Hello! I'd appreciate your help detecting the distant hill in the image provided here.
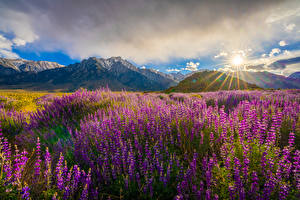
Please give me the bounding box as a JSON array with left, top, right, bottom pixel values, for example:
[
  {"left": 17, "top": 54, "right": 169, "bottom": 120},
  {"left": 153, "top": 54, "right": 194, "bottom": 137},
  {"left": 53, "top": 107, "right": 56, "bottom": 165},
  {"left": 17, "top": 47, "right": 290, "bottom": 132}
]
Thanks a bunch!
[
  {"left": 165, "top": 70, "right": 260, "bottom": 93},
  {"left": 232, "top": 71, "right": 300, "bottom": 89},
  {"left": 0, "top": 57, "right": 177, "bottom": 91}
]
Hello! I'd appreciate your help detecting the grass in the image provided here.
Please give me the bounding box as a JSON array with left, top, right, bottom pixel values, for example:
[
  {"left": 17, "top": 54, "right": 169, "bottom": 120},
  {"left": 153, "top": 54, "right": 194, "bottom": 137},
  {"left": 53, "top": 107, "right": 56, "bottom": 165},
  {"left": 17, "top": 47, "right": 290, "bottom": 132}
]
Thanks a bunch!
[{"left": 0, "top": 90, "right": 67, "bottom": 112}]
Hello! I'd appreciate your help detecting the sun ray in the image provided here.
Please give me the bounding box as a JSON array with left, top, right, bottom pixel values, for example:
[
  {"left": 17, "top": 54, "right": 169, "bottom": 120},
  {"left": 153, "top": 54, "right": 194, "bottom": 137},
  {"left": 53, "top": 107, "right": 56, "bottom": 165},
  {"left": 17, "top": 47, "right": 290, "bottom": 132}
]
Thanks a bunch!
[
  {"left": 228, "top": 72, "right": 235, "bottom": 90},
  {"left": 236, "top": 70, "right": 240, "bottom": 90},
  {"left": 238, "top": 71, "right": 248, "bottom": 90},
  {"left": 204, "top": 72, "right": 225, "bottom": 91},
  {"left": 219, "top": 72, "right": 231, "bottom": 90}
]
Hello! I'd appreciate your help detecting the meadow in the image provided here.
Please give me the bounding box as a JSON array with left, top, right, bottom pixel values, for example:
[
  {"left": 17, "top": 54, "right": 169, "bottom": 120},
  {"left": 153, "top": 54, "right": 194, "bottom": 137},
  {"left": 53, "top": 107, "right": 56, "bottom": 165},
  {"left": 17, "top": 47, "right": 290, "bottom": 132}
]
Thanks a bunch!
[{"left": 0, "top": 89, "right": 299, "bottom": 199}]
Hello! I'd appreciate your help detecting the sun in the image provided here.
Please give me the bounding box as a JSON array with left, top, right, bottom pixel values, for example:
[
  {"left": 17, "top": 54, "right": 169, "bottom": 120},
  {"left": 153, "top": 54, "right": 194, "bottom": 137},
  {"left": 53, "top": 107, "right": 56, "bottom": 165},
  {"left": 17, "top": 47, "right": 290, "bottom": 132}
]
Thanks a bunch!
[{"left": 231, "top": 54, "right": 244, "bottom": 66}]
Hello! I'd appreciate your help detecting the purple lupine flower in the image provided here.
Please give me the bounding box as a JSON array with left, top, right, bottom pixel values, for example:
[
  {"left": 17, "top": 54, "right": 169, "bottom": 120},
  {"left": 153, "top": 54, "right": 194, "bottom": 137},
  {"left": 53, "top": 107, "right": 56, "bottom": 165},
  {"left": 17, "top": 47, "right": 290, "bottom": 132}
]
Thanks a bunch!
[
  {"left": 293, "top": 150, "right": 300, "bottom": 191},
  {"left": 206, "top": 189, "right": 211, "bottom": 200},
  {"left": 52, "top": 192, "right": 58, "bottom": 200},
  {"left": 56, "top": 153, "right": 64, "bottom": 190},
  {"left": 174, "top": 195, "right": 183, "bottom": 200},
  {"left": 71, "top": 165, "right": 81, "bottom": 193},
  {"left": 288, "top": 132, "right": 295, "bottom": 147},
  {"left": 44, "top": 147, "right": 52, "bottom": 187},
  {"left": 34, "top": 137, "right": 42, "bottom": 177},
  {"left": 214, "top": 194, "right": 219, "bottom": 200},
  {"left": 21, "top": 184, "right": 30, "bottom": 200},
  {"left": 233, "top": 157, "right": 241, "bottom": 191},
  {"left": 263, "top": 173, "right": 276, "bottom": 199},
  {"left": 210, "top": 132, "right": 214, "bottom": 146},
  {"left": 13, "top": 145, "right": 21, "bottom": 183},
  {"left": 279, "top": 183, "right": 289, "bottom": 200},
  {"left": 250, "top": 171, "right": 259, "bottom": 197},
  {"left": 3, "top": 138, "right": 12, "bottom": 182},
  {"left": 239, "top": 188, "right": 246, "bottom": 200},
  {"left": 261, "top": 151, "right": 267, "bottom": 176},
  {"left": 80, "top": 169, "right": 91, "bottom": 200}
]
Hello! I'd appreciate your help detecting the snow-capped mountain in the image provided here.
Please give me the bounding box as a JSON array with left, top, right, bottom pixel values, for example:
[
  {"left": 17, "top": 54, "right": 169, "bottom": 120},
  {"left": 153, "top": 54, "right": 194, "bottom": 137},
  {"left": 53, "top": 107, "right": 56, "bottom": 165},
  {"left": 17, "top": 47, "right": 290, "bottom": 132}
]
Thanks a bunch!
[{"left": 0, "top": 58, "right": 64, "bottom": 74}]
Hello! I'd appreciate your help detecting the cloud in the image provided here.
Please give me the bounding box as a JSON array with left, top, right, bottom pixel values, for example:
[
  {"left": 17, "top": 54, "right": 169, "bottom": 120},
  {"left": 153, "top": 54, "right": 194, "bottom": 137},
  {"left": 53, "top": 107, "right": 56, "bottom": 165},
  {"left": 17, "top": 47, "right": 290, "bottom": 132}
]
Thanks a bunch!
[
  {"left": 214, "top": 51, "right": 228, "bottom": 58},
  {"left": 166, "top": 68, "right": 181, "bottom": 72},
  {"left": 0, "top": 34, "right": 19, "bottom": 58},
  {"left": 265, "top": 2, "right": 300, "bottom": 23},
  {"left": 279, "top": 40, "right": 287, "bottom": 46},
  {"left": 285, "top": 23, "right": 296, "bottom": 32},
  {"left": 0, "top": 0, "right": 299, "bottom": 64},
  {"left": 181, "top": 61, "right": 199, "bottom": 71},
  {"left": 0, "top": 8, "right": 38, "bottom": 46},
  {"left": 283, "top": 63, "right": 300, "bottom": 76},
  {"left": 269, "top": 48, "right": 281, "bottom": 57},
  {"left": 267, "top": 61, "right": 286, "bottom": 70},
  {"left": 245, "top": 64, "right": 266, "bottom": 71},
  {"left": 140, "top": 66, "right": 146, "bottom": 69},
  {"left": 0, "top": 35, "right": 13, "bottom": 50},
  {"left": 13, "top": 38, "right": 27, "bottom": 46},
  {"left": 0, "top": 49, "right": 19, "bottom": 58}
]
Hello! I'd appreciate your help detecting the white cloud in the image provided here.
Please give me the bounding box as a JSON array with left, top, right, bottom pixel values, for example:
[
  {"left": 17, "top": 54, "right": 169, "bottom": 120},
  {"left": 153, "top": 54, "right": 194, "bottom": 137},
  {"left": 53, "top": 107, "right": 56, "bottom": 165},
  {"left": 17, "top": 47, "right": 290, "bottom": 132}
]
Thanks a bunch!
[
  {"left": 140, "top": 66, "right": 146, "bottom": 69},
  {"left": 13, "top": 38, "right": 27, "bottom": 46},
  {"left": 261, "top": 53, "right": 267, "bottom": 58},
  {"left": 285, "top": 23, "right": 296, "bottom": 32},
  {"left": 0, "top": 35, "right": 13, "bottom": 50},
  {"left": 269, "top": 48, "right": 281, "bottom": 57},
  {"left": 181, "top": 61, "right": 199, "bottom": 71},
  {"left": 0, "top": 49, "right": 19, "bottom": 58},
  {"left": 0, "top": 34, "right": 20, "bottom": 58},
  {"left": 279, "top": 40, "right": 287, "bottom": 46},
  {"left": 283, "top": 50, "right": 290, "bottom": 55},
  {"left": 214, "top": 51, "right": 228, "bottom": 58},
  {"left": 0, "top": 9, "right": 38, "bottom": 46},
  {"left": 166, "top": 68, "right": 181, "bottom": 72},
  {"left": 282, "top": 63, "right": 300, "bottom": 76}
]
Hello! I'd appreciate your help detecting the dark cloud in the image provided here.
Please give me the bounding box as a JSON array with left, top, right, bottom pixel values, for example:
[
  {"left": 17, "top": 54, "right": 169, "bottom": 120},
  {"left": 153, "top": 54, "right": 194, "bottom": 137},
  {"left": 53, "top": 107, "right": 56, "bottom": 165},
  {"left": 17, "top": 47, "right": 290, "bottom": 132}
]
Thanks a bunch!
[
  {"left": 268, "top": 61, "right": 286, "bottom": 70},
  {"left": 246, "top": 64, "right": 266, "bottom": 70},
  {"left": 0, "top": 0, "right": 298, "bottom": 63},
  {"left": 268, "top": 56, "right": 300, "bottom": 69}
]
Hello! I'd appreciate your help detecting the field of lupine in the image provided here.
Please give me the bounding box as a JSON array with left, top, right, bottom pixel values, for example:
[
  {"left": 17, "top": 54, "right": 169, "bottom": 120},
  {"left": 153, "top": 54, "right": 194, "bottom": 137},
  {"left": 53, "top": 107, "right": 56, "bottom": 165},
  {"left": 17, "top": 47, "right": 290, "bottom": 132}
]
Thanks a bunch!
[{"left": 0, "top": 89, "right": 299, "bottom": 199}]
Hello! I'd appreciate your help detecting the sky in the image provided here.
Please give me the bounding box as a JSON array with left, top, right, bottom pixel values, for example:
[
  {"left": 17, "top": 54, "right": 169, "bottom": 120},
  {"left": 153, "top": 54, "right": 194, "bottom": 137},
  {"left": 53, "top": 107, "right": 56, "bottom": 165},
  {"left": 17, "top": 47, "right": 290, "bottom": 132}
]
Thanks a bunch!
[{"left": 0, "top": 0, "right": 300, "bottom": 76}]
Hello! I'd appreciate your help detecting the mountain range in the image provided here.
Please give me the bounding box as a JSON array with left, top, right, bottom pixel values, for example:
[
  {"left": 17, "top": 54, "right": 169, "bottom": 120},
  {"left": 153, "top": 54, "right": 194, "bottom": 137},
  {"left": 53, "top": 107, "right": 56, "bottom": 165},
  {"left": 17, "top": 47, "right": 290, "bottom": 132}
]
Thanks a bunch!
[
  {"left": 0, "top": 57, "right": 178, "bottom": 91},
  {"left": 0, "top": 57, "right": 299, "bottom": 92},
  {"left": 231, "top": 71, "right": 300, "bottom": 89}
]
